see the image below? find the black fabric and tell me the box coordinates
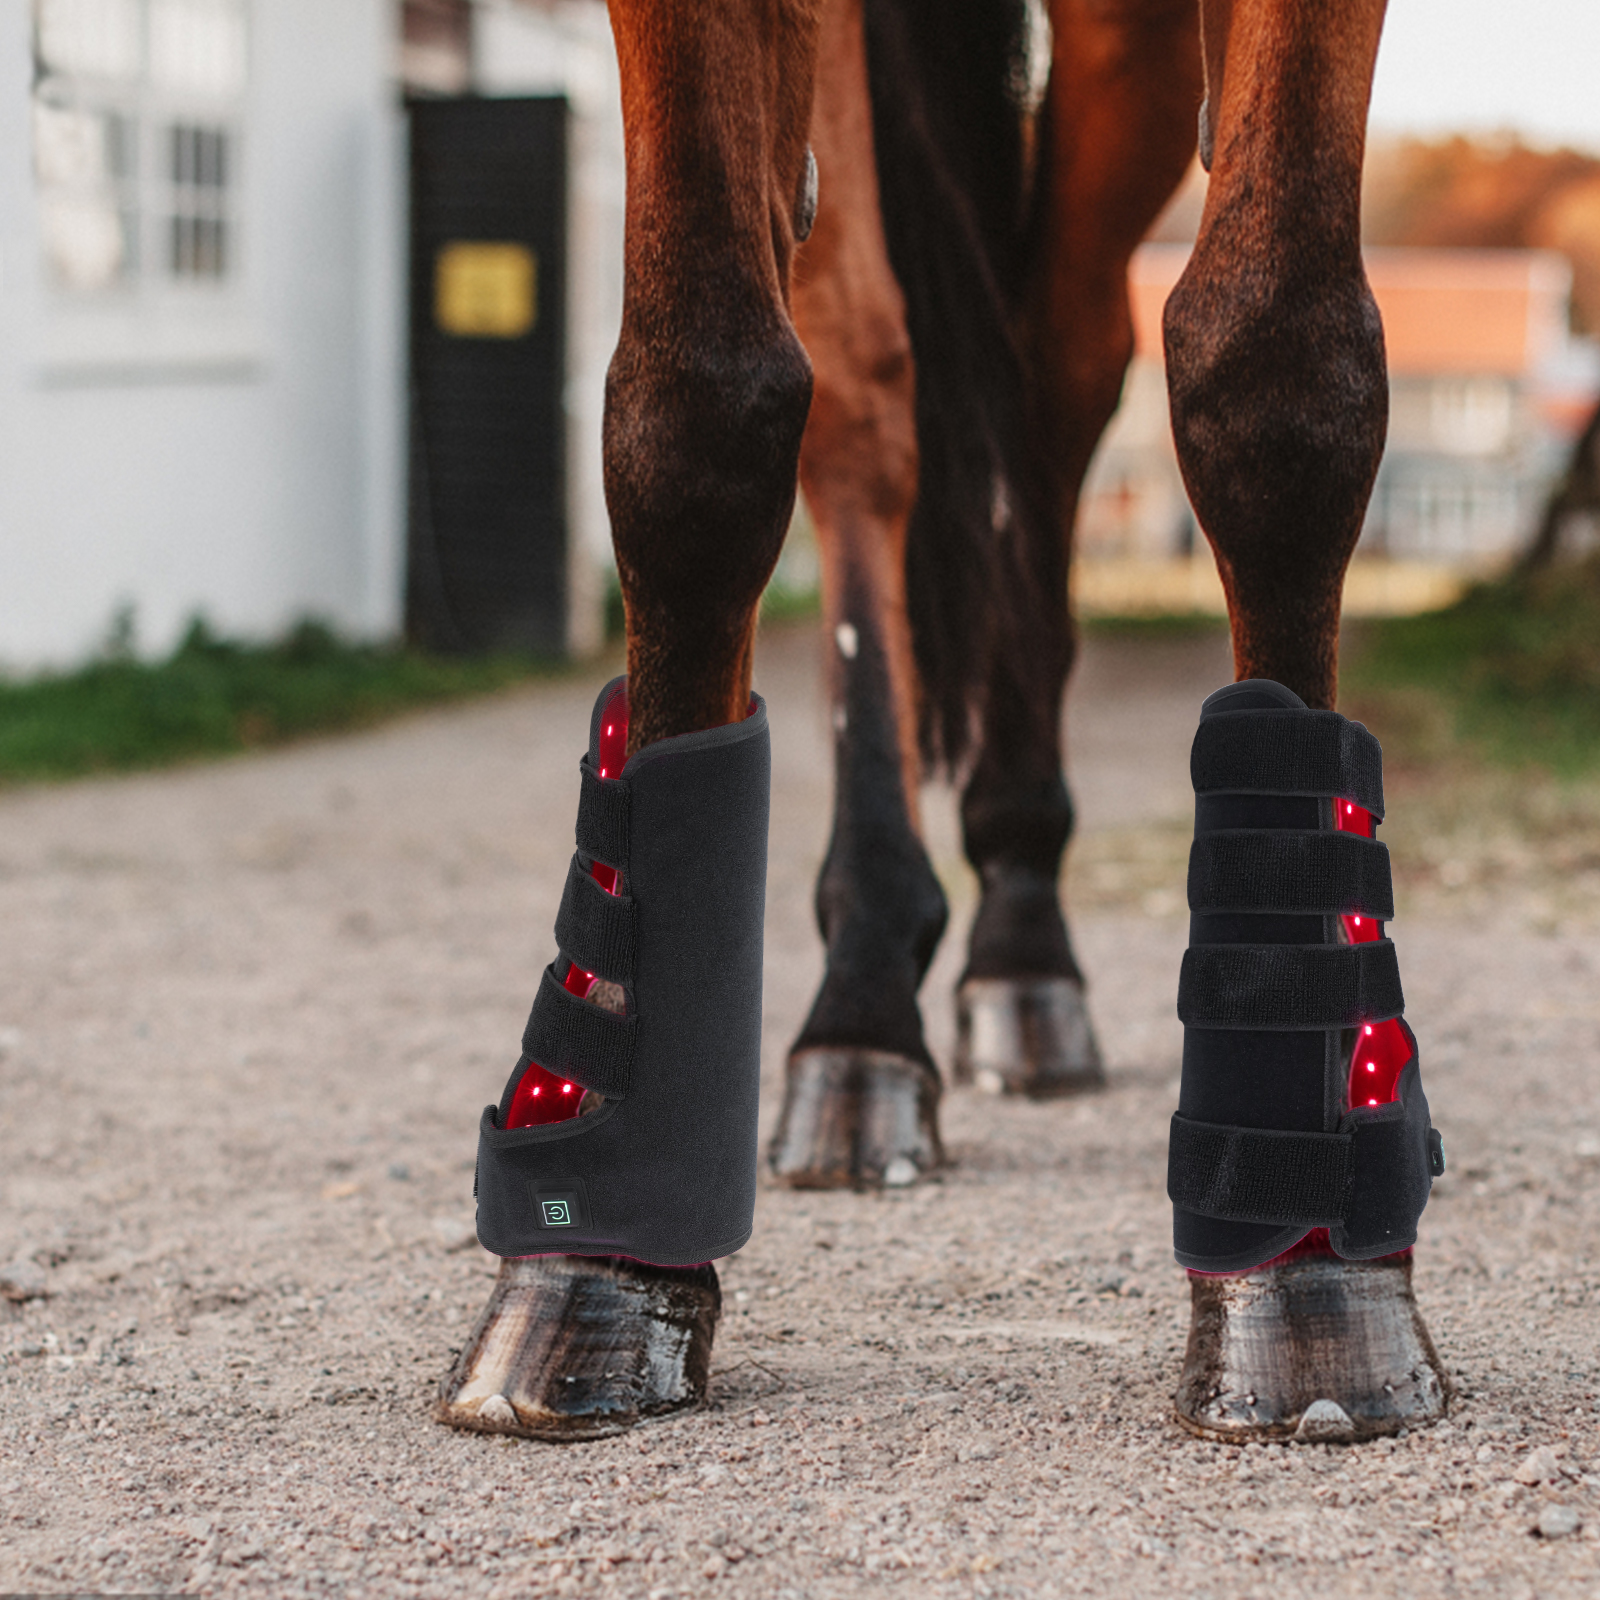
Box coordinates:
[554,854,638,984]
[1191,708,1385,818]
[1172,680,1436,1271]
[575,763,631,871]
[1187,829,1393,918]
[1167,1113,1351,1226]
[1178,939,1404,1031]
[520,963,638,1099]
[475,677,771,1267]
[1330,1051,1434,1259]
[1178,1025,1328,1133]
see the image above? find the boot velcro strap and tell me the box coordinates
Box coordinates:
[1188,829,1393,918]
[1179,939,1404,1030]
[1192,709,1384,819]
[1168,1112,1351,1226]
[554,855,637,984]
[575,762,630,871]
[521,962,637,1098]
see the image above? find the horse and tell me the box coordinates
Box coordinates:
[435,0,1445,1445]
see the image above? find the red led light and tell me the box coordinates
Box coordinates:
[1334,798,1411,1110]
[502,687,755,1134]
[504,686,631,1130]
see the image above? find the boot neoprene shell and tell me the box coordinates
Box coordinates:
[475,677,770,1266]
[1167,681,1443,1272]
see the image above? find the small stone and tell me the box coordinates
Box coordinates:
[974,1069,1006,1096]
[703,1553,727,1579]
[883,1157,919,1188]
[431,1217,478,1252]
[1514,1446,1561,1485]
[0,1259,46,1303]
[387,1163,410,1181]
[478,1393,518,1428]
[1537,1504,1580,1539]
[1294,1399,1357,1444]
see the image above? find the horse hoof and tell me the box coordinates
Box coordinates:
[1175,1248,1448,1444]
[952,976,1104,1098]
[435,1254,719,1442]
[768,1047,942,1189]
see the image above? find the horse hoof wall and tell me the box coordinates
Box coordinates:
[435,1254,719,1442]
[1175,1249,1448,1444]
[953,976,1104,1098]
[769,1048,942,1189]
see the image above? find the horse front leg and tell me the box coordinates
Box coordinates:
[1163,0,1448,1442]
[768,0,949,1190]
[437,0,822,1440]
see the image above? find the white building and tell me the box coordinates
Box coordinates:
[1077,242,1600,614]
[0,0,621,670]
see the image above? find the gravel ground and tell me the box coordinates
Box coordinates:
[3,622,1600,1599]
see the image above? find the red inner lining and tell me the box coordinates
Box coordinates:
[1334,799,1408,1110]
[504,687,631,1129]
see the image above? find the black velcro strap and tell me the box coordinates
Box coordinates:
[1178,939,1404,1030]
[1188,830,1393,918]
[1192,710,1384,819]
[520,963,637,1099]
[575,762,630,870]
[1168,1113,1352,1225]
[554,854,637,984]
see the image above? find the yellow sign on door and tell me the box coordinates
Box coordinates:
[434,241,538,339]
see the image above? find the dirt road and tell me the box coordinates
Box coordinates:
[2,621,1598,1598]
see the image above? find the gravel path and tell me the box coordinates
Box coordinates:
[2,622,1599,1599]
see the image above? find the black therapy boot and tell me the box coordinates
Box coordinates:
[1168,681,1448,1442]
[475,675,770,1265]
[438,677,769,1440]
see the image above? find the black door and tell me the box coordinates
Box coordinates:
[408,97,568,655]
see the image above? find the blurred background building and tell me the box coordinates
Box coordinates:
[1077,143,1600,615]
[1077,240,1600,615]
[0,0,622,670]
[2,2,1598,667]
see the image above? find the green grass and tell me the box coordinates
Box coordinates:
[1343,554,1600,774]
[0,616,561,783]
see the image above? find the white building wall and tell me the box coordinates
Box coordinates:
[474,0,622,657]
[0,0,405,670]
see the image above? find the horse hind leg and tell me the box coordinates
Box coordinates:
[768,0,947,1191]
[956,0,1202,1097]
[1163,0,1447,1443]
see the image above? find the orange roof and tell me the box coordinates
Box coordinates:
[1129,244,1572,377]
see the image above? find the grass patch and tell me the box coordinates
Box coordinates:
[0,616,561,784]
[1343,554,1600,775]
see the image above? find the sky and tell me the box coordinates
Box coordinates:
[1369,0,1600,152]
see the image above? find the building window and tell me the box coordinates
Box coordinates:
[31,0,246,294]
